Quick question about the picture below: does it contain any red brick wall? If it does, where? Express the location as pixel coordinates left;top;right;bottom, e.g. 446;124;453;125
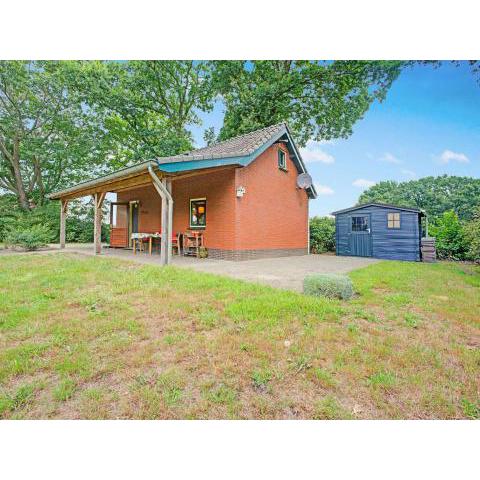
117;184;162;233
116;145;309;253
234;144;308;251
171;168;237;250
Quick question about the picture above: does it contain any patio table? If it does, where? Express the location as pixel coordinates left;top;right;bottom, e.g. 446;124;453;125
131;233;162;255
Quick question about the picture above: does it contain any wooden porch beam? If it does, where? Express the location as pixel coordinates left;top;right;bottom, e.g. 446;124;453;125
61;172;161;201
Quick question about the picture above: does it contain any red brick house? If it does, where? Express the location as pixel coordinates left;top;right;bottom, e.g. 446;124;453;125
49;123;317;262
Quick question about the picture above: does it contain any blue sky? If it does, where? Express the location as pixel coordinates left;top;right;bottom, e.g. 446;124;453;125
189;62;480;217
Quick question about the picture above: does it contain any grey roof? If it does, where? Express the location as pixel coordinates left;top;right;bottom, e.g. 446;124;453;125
331;203;425;216
156;123;287;163
49;122;317;199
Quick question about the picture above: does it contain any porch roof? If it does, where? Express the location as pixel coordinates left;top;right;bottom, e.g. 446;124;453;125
48;123;317;200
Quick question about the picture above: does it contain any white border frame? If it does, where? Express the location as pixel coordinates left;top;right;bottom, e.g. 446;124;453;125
189;197;207;229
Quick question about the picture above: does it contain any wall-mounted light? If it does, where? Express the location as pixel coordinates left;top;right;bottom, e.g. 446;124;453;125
236;186;246;198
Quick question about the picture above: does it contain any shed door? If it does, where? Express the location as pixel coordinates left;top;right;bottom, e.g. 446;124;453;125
349;214;372;257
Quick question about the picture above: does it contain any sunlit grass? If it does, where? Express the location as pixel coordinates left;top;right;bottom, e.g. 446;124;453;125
0;253;478;419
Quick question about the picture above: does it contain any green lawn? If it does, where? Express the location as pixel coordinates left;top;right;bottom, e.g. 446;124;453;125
0;253;478;419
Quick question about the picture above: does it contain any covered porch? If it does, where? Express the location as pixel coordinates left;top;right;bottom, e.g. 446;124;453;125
49;161;234;265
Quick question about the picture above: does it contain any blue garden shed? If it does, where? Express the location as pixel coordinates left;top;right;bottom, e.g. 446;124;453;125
331;203;425;261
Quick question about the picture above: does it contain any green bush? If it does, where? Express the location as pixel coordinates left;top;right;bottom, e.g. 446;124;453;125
0;195;20;242
5;224;51;251
0;196;110;244
303;274;354;300
464;207;480;263
429;210;469;260
309;216;336;253
65;201;110;243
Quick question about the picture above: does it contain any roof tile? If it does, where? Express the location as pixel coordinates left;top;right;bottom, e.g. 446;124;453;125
157;122;286;164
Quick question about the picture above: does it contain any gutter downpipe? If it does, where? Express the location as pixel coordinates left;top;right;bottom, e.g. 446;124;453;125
165;178;173;265
307;199;310;255
148;165;173;265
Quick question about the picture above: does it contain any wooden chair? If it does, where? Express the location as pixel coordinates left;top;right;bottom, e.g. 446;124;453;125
140;237;150;254
172;233;181;255
151;236;162;255
183;230;203;257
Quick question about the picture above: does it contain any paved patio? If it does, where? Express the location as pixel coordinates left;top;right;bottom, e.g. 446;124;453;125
55;244;378;292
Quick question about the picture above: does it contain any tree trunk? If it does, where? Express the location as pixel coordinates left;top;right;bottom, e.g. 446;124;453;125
12;136;29;209
33;155;46;205
0;135;30;210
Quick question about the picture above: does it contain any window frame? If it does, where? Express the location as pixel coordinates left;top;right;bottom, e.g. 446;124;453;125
277;148;287;171
351;215;369;232
189;197;207;229
387;212;401;229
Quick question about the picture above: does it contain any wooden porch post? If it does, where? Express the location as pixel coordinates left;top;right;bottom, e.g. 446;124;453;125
167;179;173;263
60;199;68;249
148;166;173;266
165;179;173;264
161;179;168;264
93;192;106;255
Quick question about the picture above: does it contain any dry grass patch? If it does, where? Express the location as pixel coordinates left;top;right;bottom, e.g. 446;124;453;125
0;253;478;419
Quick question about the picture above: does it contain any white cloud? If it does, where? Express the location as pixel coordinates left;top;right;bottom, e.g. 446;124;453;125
301;140;335;164
314;183;335;195
401;169;417;178
379;152;402;164
352;178;376;189
438;150;469;164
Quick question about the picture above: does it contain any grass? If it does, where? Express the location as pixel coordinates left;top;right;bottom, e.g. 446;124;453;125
367;371;397;390
53;378;76;401
0;252;478;419
314;395;353;420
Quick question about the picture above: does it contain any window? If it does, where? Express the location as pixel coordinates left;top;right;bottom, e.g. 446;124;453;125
278;149;287;170
387;212;401;229
352;216;369;232
190;198;206;228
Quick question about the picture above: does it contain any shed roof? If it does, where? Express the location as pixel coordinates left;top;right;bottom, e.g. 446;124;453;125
49;123;317;200
331;203;425;216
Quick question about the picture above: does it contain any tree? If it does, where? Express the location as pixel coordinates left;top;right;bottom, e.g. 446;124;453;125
0;61;218;209
358;176;480;221
64;61;216;166
464;206;480;262
203;127;216;146
0;61;110;209
211;60;405;146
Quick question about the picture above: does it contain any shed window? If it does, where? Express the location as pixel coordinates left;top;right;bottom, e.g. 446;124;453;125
190;198;206;228
278;149;287;170
387;212;401;229
351;216;369;232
